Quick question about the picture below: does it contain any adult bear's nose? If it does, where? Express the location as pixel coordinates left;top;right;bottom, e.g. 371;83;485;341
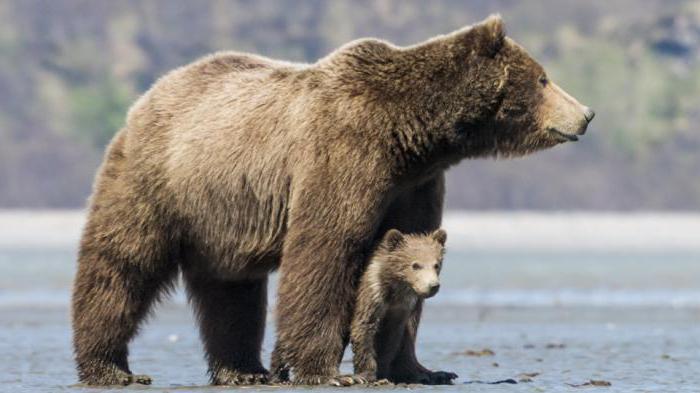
584;107;595;123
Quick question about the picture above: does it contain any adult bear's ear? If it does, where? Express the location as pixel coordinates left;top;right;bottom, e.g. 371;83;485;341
456;14;506;58
382;229;405;251
431;229;447;246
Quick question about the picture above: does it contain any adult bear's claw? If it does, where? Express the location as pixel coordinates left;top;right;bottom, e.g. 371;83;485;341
212;369;269;385
130;374;153;385
113;373;152;386
294;374;365;386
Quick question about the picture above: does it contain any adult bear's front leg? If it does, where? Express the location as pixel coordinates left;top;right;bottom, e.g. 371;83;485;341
275;228;374;385
273;178;386;385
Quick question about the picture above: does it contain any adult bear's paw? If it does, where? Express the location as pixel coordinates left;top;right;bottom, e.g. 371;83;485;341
90;372;152;386
294;374;364;386
346;373;392;386
79;363;152;386
129;374;153;385
349;372;376;385
212;368;269;385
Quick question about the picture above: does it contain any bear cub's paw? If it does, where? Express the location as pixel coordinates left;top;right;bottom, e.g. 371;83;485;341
426;370;458;385
391;369;457;385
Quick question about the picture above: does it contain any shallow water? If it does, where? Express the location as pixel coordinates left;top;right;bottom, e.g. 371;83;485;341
4;304;700;392
2;212;700;392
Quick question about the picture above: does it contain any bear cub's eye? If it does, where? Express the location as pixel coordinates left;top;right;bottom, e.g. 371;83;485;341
434;263;440;270
539;75;549;87
412;263;422;271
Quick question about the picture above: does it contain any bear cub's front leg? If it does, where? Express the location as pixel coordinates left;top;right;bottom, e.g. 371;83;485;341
350;228;456;385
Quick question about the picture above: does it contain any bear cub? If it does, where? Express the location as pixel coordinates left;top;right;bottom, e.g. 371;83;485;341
350;228;456;384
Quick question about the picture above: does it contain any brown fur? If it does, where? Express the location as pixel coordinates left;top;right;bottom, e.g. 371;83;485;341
350;229;455;384
71;15;593;386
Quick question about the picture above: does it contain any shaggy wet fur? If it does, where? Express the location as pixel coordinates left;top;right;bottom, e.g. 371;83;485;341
71;15;592;386
351;229;457;384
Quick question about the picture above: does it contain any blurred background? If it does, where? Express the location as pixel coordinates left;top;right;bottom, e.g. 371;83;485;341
1;0;700;210
1;1;699;391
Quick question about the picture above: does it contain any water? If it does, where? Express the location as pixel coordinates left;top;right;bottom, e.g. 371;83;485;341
1;212;700;392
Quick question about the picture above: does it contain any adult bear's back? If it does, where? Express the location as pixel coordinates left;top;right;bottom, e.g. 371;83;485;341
122;52;308;268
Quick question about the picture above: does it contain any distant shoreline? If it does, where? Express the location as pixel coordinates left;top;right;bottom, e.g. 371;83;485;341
1;210;699;251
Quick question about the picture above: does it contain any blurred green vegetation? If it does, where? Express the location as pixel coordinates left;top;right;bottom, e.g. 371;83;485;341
1;0;699;209
68;78;130;148
550;39;691;152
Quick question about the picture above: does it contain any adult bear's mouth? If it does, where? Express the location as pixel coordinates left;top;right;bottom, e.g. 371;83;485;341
547;127;579;142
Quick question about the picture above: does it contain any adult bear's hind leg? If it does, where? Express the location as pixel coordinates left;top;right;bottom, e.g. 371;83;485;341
183;269;269;385
72;209;177;385
72;130;179;385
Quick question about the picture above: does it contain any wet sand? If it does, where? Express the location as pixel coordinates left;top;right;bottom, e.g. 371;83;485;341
3;303;700;392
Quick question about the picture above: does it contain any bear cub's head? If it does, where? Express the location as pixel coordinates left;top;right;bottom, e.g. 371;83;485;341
375;229;447;299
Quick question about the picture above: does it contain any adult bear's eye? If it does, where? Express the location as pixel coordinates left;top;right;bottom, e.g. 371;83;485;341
539;75;549;87
412;263;422;270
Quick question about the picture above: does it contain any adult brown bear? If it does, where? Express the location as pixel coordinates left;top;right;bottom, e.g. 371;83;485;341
71;15;593;386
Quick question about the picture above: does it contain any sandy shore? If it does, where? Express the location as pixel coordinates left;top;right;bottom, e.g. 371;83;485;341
3;303;699;392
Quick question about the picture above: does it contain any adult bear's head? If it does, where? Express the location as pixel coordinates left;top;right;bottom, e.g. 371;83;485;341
322;15;594;161
440;15;595;157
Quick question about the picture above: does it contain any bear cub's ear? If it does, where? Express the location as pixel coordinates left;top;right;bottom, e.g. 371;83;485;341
431;229;447;246
465;14;506;58
382;229;405;251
